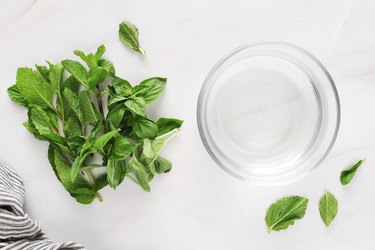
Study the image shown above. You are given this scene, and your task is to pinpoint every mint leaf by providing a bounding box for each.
[88,67,108,88]
[119,21,145,55]
[7,84,28,107]
[48,62,64,91]
[133,77,166,103]
[79,91,102,125]
[98,59,115,76]
[16,68,53,109]
[265,196,308,232]
[319,191,338,227]
[74,50,97,69]
[340,159,365,185]
[156,118,183,136]
[134,117,158,139]
[95,45,106,60]
[125,97,146,116]
[61,59,89,88]
[64,116,83,138]
[63,88,84,124]
[128,155,150,192]
[35,64,50,80]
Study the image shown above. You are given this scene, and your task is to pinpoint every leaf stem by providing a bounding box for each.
[96,85,104,115]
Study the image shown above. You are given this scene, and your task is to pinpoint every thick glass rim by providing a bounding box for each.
[197,41,341,185]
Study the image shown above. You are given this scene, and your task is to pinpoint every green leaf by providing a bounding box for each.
[61,59,89,88]
[79,91,102,125]
[125,97,146,116]
[74,50,97,69]
[48,62,64,91]
[128,155,150,192]
[154,156,172,174]
[62,76,80,93]
[95,44,106,60]
[156,118,183,136]
[265,196,308,232]
[319,191,338,227]
[142,138,153,158]
[106,104,126,127]
[49,146,96,204]
[35,65,50,80]
[16,68,53,109]
[111,135,138,160]
[98,59,115,76]
[340,159,365,185]
[95,173,109,191]
[71,155,87,182]
[108,94,127,106]
[65,116,83,138]
[30,106,57,136]
[107,159,125,189]
[134,117,158,139]
[119,21,145,55]
[133,77,166,103]
[88,67,108,88]
[7,84,28,107]
[92,130,118,152]
[112,76,132,94]
[63,88,84,123]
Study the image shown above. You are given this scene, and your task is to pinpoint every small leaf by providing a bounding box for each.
[98,59,115,76]
[156,118,183,136]
[119,21,145,55]
[92,130,118,152]
[35,65,50,80]
[112,76,132,94]
[125,97,146,116]
[48,62,64,91]
[63,88,84,124]
[319,191,338,227]
[16,68,53,109]
[61,59,89,88]
[340,159,365,185]
[128,155,150,192]
[79,91,103,125]
[134,117,158,139]
[7,84,28,107]
[154,156,172,174]
[133,77,166,103]
[64,116,83,138]
[265,196,308,232]
[95,44,106,60]
[74,50,97,69]
[111,135,138,160]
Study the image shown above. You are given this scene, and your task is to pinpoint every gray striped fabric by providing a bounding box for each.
[0,161,85,250]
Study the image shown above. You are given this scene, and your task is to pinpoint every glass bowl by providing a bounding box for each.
[197,41,340,185]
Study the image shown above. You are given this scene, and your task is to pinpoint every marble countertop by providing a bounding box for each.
[1,0,375,249]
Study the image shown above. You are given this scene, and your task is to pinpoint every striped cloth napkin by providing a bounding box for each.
[0,161,85,250]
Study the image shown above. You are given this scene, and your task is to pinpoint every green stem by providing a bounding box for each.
[96,86,104,115]
[57,92,65,130]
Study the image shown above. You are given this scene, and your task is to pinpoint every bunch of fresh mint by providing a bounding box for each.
[7,21,183,204]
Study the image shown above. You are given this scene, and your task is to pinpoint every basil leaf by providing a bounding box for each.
[106,104,126,127]
[134,117,158,139]
[108,94,127,106]
[265,196,308,232]
[125,97,146,116]
[79,91,102,125]
[95,44,106,61]
[133,77,166,103]
[7,84,28,107]
[156,118,183,136]
[340,159,365,185]
[119,21,145,55]
[142,138,153,158]
[107,159,126,189]
[112,76,132,94]
[111,135,138,160]
[128,155,150,192]
[61,59,89,88]
[95,173,109,191]
[154,156,172,174]
[319,191,338,227]
[92,130,118,152]
[16,68,53,109]
[49,146,96,204]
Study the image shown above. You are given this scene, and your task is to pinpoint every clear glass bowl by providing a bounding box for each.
[197,41,340,185]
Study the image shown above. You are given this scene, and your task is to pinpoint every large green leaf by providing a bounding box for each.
[265,196,308,232]
[92,130,118,152]
[106,104,126,127]
[111,135,138,160]
[125,97,146,116]
[119,21,145,55]
[98,59,115,76]
[134,117,158,139]
[16,68,53,109]
[49,146,96,204]
[128,155,150,192]
[133,77,166,103]
[156,118,183,136]
[319,191,338,227]
[107,159,126,189]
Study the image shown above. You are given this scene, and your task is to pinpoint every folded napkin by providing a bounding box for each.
[0,161,85,250]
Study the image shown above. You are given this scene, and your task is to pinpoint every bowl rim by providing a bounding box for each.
[196,40,341,185]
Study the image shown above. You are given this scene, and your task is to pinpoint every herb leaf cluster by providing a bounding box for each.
[8,41,182,204]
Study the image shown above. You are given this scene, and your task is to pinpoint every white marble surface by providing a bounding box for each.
[1,0,375,249]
